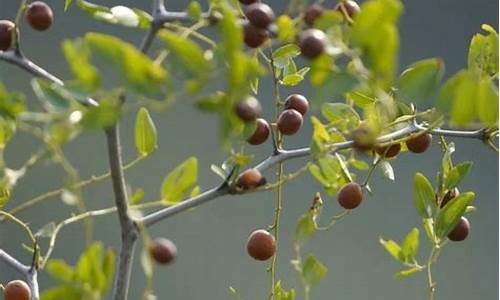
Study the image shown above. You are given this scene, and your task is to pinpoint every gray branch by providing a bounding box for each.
[0,249,39,300]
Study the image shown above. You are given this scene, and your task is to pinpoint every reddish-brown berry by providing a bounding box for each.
[239,0,258,5]
[447,217,470,242]
[406,133,432,154]
[375,143,401,158]
[304,4,324,26]
[277,109,303,135]
[25,1,53,31]
[236,168,265,189]
[4,280,31,300]
[0,20,15,51]
[149,238,177,265]
[247,118,270,145]
[335,0,361,19]
[337,182,363,209]
[243,22,269,48]
[246,229,276,261]
[235,96,262,122]
[284,94,309,115]
[244,3,275,29]
[441,188,459,208]
[298,29,327,59]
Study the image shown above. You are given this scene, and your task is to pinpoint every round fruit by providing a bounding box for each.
[4,280,31,300]
[351,122,376,151]
[243,23,269,48]
[337,182,363,209]
[284,94,309,115]
[244,3,275,29]
[236,168,265,189]
[277,109,303,135]
[235,96,262,122]
[239,0,258,5]
[335,0,361,19]
[246,229,276,261]
[441,188,459,208]
[149,238,177,265]
[447,217,470,242]
[375,143,401,158]
[25,1,53,31]
[406,133,432,154]
[0,20,15,51]
[304,4,324,26]
[298,28,327,59]
[247,118,270,145]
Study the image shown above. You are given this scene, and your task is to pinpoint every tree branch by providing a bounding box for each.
[0,249,39,300]
[140,123,493,227]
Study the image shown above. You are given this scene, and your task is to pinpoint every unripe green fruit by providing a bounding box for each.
[351,121,376,151]
[236,168,265,189]
[247,118,270,145]
[447,216,470,242]
[284,94,309,116]
[440,188,459,208]
[335,0,361,19]
[149,238,177,265]
[0,20,15,51]
[4,280,31,300]
[25,1,53,31]
[304,4,324,26]
[406,133,432,153]
[277,109,303,135]
[375,143,401,158]
[246,229,276,261]
[337,182,363,209]
[235,96,262,122]
[244,3,275,29]
[243,23,269,48]
[298,28,327,59]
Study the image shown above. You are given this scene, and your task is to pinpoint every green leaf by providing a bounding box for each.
[379,238,404,262]
[0,83,26,119]
[46,260,75,283]
[468,24,498,77]
[276,15,296,43]
[84,32,168,97]
[102,248,115,290]
[273,281,296,300]
[395,267,422,279]
[302,255,328,286]
[31,79,72,111]
[62,39,101,92]
[80,97,121,129]
[413,173,436,219]
[134,108,157,157]
[379,161,395,181]
[398,58,444,102]
[64,0,73,10]
[41,285,81,300]
[161,157,198,203]
[281,74,304,86]
[294,211,316,247]
[187,1,203,20]
[313,70,359,100]
[476,77,499,126]
[272,44,301,68]
[435,192,474,239]
[36,222,57,238]
[321,103,360,132]
[401,228,419,262]
[443,161,472,190]
[346,92,375,109]
[74,242,114,293]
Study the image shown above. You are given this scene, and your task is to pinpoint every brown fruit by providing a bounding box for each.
[337,182,363,209]
[277,109,303,135]
[236,168,265,189]
[284,94,309,115]
[149,238,177,265]
[239,0,258,5]
[304,4,324,26]
[406,133,432,153]
[246,229,276,261]
[375,143,401,158]
[447,217,470,242]
[244,3,275,29]
[351,122,377,151]
[247,118,270,145]
[243,22,269,48]
[235,96,262,122]
[334,0,361,19]
[25,1,53,31]
[298,28,327,59]
[441,188,459,208]
[4,280,31,300]
[0,20,15,51]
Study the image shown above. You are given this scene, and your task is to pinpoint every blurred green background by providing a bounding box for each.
[1,0,498,299]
